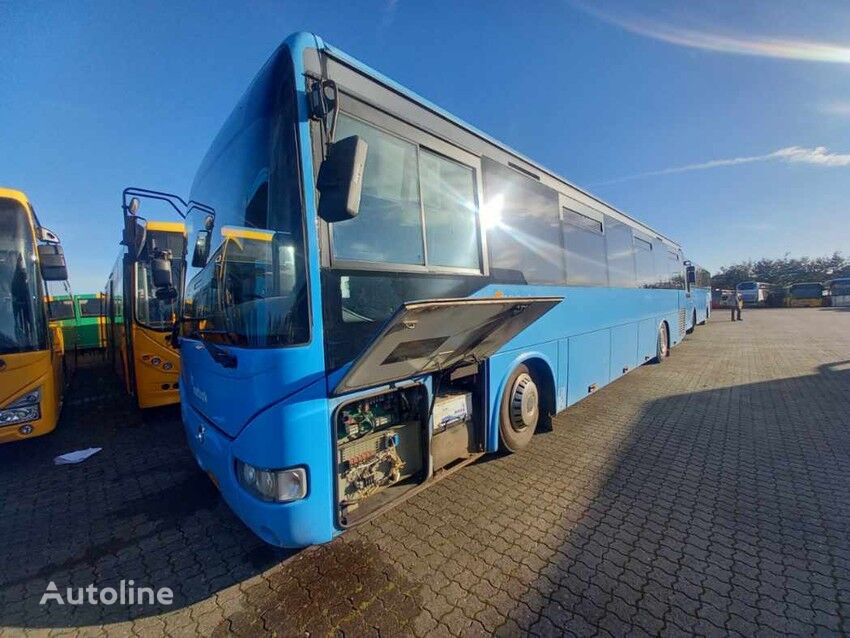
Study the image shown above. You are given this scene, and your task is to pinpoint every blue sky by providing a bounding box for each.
[2,0,849,292]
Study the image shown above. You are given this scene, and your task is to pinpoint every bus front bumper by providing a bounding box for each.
[180,395,336,548]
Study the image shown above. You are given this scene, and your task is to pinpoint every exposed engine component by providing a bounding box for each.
[337,390,416,443]
[432,392,472,432]
[336,388,424,522]
[339,430,404,504]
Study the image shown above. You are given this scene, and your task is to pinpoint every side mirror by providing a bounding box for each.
[686,266,696,285]
[38,244,69,281]
[192,230,211,268]
[155,286,178,301]
[151,252,173,288]
[317,135,367,223]
[38,226,60,243]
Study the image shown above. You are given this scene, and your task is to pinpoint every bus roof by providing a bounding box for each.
[309,33,683,249]
[146,220,187,234]
[0,187,29,205]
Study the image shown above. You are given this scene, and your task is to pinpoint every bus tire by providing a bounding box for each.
[652,322,669,364]
[499,364,539,452]
[686,310,696,334]
[698,307,707,325]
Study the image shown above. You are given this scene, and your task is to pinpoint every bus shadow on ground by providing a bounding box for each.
[0,362,296,628]
[503,359,850,635]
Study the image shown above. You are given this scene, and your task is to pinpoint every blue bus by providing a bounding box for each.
[684,263,711,330]
[167,32,699,547]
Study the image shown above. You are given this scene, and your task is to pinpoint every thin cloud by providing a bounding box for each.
[571,2,850,64]
[596,146,850,185]
[820,101,850,116]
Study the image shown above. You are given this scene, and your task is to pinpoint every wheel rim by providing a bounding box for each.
[508,373,538,431]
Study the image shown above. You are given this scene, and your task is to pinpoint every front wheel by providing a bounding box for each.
[652,322,669,364]
[499,364,540,452]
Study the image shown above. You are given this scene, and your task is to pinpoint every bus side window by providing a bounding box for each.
[482,157,563,284]
[604,215,636,288]
[634,235,654,288]
[562,206,607,287]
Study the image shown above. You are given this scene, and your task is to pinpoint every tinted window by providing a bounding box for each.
[0,197,47,353]
[790,283,822,298]
[667,252,684,290]
[563,204,607,287]
[564,209,603,233]
[78,298,103,317]
[652,240,673,288]
[331,114,424,265]
[634,235,655,288]
[49,299,75,320]
[604,216,635,288]
[483,158,563,284]
[420,149,479,269]
[136,230,184,330]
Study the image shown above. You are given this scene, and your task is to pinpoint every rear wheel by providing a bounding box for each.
[652,322,669,364]
[499,364,540,452]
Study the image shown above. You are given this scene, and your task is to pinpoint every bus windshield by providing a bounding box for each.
[78,298,103,317]
[182,55,309,349]
[48,298,75,320]
[789,283,822,298]
[737,282,757,290]
[0,197,47,354]
[135,229,185,330]
[829,279,850,295]
[184,228,307,347]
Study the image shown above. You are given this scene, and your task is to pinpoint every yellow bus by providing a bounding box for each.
[0,188,69,444]
[104,201,187,409]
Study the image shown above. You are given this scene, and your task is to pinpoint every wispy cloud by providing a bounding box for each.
[820,101,850,116]
[571,2,850,64]
[596,146,850,185]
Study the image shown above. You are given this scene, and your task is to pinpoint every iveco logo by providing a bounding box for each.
[189,373,207,403]
[192,384,207,403]
[196,425,206,443]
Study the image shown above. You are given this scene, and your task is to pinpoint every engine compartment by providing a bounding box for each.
[336,386,427,526]
[334,368,485,527]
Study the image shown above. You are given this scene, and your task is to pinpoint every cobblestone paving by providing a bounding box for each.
[1,308,850,636]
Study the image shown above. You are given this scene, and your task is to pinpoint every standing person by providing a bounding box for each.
[731,292,743,321]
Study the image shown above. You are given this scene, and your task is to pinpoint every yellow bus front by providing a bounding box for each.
[130,220,185,408]
[0,188,65,443]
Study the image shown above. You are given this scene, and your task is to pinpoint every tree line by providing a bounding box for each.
[710,252,849,289]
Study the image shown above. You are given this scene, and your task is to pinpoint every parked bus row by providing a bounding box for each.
[2,32,719,547]
[733,280,850,308]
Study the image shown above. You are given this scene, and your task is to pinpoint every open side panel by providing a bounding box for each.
[333,296,562,396]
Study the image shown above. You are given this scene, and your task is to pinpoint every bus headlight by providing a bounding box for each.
[235,460,307,502]
[0,387,42,427]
